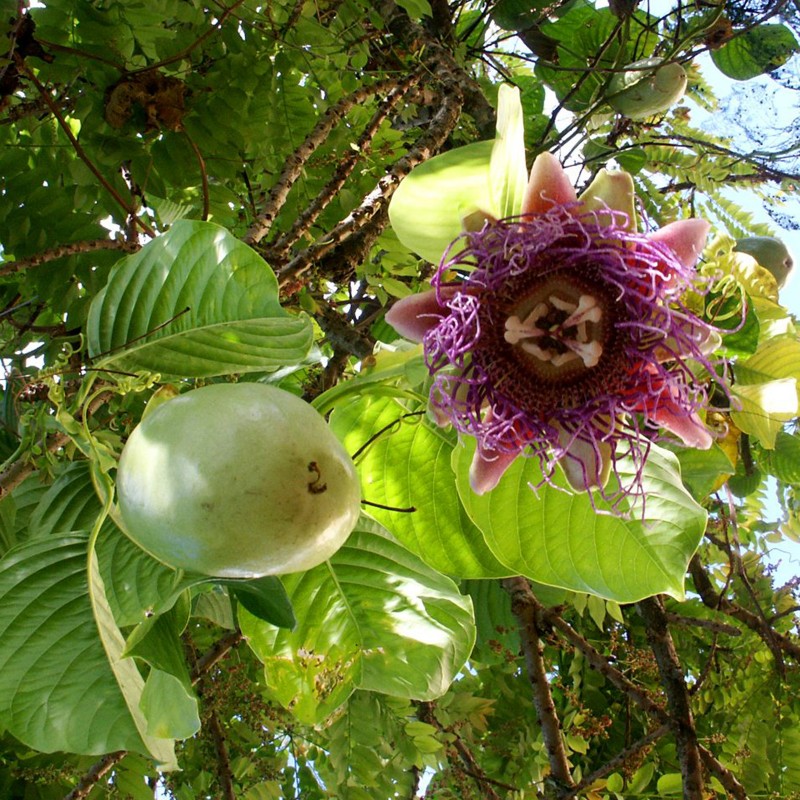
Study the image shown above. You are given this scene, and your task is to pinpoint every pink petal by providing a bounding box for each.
[652,405,713,449]
[556,426,612,491]
[521,153,577,216]
[469,440,521,494]
[649,219,710,268]
[385,289,445,342]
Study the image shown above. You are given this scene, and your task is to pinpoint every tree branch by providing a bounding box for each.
[207,709,237,800]
[265,69,423,262]
[503,576,575,792]
[562,724,669,799]
[276,82,464,287]
[244,77,405,245]
[637,597,705,800]
[0,239,140,277]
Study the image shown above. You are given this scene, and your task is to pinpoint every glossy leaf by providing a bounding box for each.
[453,439,707,602]
[330,394,509,578]
[240,516,475,724]
[86,220,313,377]
[0,535,160,757]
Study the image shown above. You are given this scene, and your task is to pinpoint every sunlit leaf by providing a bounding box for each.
[711,24,799,80]
[241,517,475,724]
[330,394,509,578]
[0,535,163,758]
[87,220,313,377]
[453,439,706,602]
[388,140,495,263]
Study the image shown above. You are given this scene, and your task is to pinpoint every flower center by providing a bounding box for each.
[502,277,607,381]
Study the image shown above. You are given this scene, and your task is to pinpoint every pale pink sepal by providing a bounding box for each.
[469,441,521,495]
[577,169,636,231]
[649,218,710,269]
[521,153,577,216]
[385,289,444,342]
[652,404,713,450]
[557,426,613,491]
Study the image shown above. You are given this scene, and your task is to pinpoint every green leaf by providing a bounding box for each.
[711,24,799,81]
[226,575,296,630]
[731,336,800,448]
[674,443,736,499]
[453,439,706,602]
[86,220,313,377]
[28,461,103,537]
[765,432,800,484]
[330,394,509,578]
[124,597,193,685]
[388,140,495,264]
[490,84,528,219]
[656,772,685,795]
[0,534,161,757]
[139,669,201,740]
[88,539,177,768]
[240,516,475,724]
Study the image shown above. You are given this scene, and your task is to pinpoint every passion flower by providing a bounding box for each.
[387,151,718,509]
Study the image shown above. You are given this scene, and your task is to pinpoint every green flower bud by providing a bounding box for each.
[607,58,687,120]
[733,236,794,288]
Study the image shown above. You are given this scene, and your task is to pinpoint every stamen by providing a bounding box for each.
[563,295,602,327]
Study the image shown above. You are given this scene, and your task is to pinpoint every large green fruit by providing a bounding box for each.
[116,383,361,578]
[733,235,794,288]
[607,58,687,119]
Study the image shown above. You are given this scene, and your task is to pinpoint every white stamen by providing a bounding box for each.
[564,294,602,327]
[565,339,602,368]
[550,295,578,314]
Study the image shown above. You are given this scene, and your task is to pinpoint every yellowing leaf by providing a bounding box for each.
[730,378,797,449]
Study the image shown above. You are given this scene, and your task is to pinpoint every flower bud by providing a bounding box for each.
[733,235,794,288]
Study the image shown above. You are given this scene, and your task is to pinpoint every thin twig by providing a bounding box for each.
[185,132,210,221]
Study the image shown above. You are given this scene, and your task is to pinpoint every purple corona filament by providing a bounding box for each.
[387,153,719,513]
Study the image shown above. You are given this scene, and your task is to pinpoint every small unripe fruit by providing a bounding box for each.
[733,236,794,288]
[607,58,687,119]
[116,383,361,578]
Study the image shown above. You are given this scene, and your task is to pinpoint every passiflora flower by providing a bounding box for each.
[386,86,719,510]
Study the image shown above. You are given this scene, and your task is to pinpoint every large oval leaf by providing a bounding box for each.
[330,395,509,578]
[87,220,313,377]
[240,517,475,724]
[711,24,799,81]
[0,534,157,756]
[453,439,706,602]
